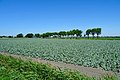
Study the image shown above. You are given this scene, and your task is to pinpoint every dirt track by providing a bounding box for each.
[0,52,116,78]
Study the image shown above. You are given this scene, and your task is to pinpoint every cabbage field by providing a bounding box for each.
[0,38,120,72]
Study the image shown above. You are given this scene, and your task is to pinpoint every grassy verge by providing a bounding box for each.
[0,54,118,80]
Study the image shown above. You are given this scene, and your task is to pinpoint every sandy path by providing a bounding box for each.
[0,52,116,78]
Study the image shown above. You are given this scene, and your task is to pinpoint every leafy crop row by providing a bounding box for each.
[0,38,120,72]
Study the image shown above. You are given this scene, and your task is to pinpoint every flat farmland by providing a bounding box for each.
[0,38,120,72]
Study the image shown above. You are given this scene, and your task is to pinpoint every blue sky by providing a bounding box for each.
[0,0,120,36]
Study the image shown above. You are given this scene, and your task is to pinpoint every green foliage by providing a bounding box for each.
[86,29,92,38]
[0,54,97,80]
[25,33,34,38]
[86,28,102,38]
[59,31,67,36]
[35,34,40,38]
[40,29,83,38]
[41,32,52,38]
[71,29,82,37]
[91,28,96,38]
[8,36,13,38]
[96,28,101,38]
[96,28,101,35]
[16,33,23,38]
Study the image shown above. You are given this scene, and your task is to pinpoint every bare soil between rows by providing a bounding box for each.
[0,52,118,78]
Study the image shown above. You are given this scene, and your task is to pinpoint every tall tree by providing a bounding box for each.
[51,32,59,38]
[75,29,82,37]
[41,32,53,38]
[8,36,13,38]
[16,33,23,38]
[51,32,58,35]
[47,32,55,37]
[91,28,96,38]
[59,31,66,38]
[41,33,47,38]
[69,30,74,37]
[35,34,40,38]
[25,33,34,38]
[86,29,91,38]
[66,31,71,37]
[96,28,101,38]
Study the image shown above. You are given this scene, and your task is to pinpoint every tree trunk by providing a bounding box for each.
[97,35,99,38]
[88,35,89,39]
[92,35,94,38]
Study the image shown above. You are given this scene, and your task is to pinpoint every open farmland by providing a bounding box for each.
[0,38,120,72]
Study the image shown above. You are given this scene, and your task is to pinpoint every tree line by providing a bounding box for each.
[86,28,101,38]
[0,28,101,38]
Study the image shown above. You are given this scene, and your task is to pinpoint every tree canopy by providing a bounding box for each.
[16,33,23,38]
[1,28,102,39]
[25,33,34,38]
[86,28,102,38]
